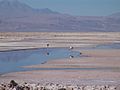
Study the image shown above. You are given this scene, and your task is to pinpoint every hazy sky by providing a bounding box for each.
[2,0,120,16]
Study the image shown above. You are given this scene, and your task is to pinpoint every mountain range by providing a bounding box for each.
[0,0,120,32]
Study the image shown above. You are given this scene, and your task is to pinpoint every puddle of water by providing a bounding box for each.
[78,43,120,50]
[94,43,120,49]
[0,48,80,74]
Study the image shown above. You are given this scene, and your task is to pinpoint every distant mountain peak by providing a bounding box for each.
[38,8,58,14]
[110,12,120,17]
[0,0,58,16]
[3,0,19,2]
[42,8,52,12]
[0,0,21,5]
[0,0,32,10]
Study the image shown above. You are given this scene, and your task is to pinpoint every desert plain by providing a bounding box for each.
[0,32,120,85]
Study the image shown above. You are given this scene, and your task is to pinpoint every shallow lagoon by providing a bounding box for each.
[0,48,81,74]
[0,43,120,74]
[95,43,120,49]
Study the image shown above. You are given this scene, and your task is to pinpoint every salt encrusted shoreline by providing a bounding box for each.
[0,80,120,90]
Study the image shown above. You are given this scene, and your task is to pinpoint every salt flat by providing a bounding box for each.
[0,32,120,85]
[0,32,120,51]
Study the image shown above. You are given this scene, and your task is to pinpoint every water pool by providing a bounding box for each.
[0,48,81,74]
